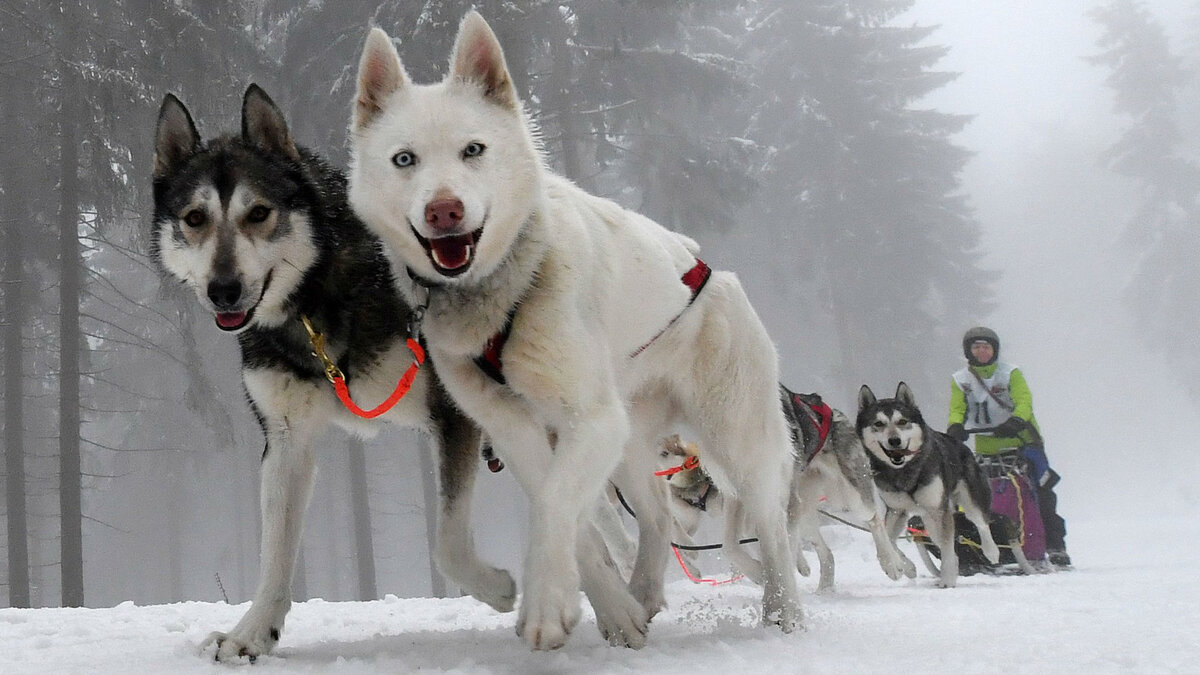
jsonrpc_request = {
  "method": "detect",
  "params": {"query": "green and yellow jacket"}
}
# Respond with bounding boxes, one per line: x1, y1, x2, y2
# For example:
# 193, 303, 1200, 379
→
948, 361, 1041, 455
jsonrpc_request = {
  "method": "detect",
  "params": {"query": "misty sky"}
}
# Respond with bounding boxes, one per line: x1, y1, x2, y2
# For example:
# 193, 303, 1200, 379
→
900, 0, 1199, 509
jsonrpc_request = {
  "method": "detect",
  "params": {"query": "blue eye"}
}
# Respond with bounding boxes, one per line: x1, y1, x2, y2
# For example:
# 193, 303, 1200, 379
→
392, 150, 416, 168
463, 142, 485, 159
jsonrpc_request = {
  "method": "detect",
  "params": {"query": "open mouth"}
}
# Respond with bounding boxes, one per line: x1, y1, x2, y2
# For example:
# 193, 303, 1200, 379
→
411, 223, 483, 277
884, 445, 912, 465
212, 270, 272, 332
215, 309, 254, 332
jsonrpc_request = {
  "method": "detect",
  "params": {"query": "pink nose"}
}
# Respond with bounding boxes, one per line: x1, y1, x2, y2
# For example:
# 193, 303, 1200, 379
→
425, 198, 464, 232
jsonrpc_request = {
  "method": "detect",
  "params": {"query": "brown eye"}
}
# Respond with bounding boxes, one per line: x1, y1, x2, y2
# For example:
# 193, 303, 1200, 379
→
246, 205, 271, 224
183, 209, 206, 227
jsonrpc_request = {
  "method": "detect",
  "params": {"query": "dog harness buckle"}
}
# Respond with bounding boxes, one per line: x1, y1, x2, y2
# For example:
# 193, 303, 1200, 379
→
301, 314, 345, 383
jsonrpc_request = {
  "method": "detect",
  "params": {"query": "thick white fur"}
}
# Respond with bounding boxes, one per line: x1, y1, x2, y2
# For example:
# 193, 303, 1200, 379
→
349, 13, 801, 649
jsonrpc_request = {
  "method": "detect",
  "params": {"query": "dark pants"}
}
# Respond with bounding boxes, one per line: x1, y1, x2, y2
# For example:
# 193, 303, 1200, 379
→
1037, 484, 1067, 551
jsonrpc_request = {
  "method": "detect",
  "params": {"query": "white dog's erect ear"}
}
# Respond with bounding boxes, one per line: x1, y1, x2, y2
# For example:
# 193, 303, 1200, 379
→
241, 84, 301, 161
354, 27, 409, 130
858, 385, 876, 411
154, 93, 200, 178
895, 381, 916, 408
449, 11, 517, 109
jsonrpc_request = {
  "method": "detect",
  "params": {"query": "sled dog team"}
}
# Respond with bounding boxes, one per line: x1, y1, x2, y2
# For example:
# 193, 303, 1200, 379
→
151, 12, 1011, 661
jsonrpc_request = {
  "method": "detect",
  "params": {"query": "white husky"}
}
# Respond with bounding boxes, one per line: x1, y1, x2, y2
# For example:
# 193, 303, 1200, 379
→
348, 12, 801, 650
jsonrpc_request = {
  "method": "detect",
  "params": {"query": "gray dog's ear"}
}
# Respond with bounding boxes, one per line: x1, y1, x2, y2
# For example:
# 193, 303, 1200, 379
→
241, 84, 300, 161
857, 384, 876, 411
895, 381, 916, 408
154, 93, 200, 178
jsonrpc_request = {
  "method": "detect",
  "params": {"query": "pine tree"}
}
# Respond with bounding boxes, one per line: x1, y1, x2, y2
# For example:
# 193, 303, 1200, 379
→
740, 0, 992, 395
1090, 0, 1200, 395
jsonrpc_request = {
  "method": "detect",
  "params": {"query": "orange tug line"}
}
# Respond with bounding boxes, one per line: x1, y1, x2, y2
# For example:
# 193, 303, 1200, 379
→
332, 338, 425, 419
302, 315, 425, 419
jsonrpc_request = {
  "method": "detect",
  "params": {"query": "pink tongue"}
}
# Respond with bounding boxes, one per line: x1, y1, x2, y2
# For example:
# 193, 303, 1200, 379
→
429, 234, 473, 270
216, 312, 247, 329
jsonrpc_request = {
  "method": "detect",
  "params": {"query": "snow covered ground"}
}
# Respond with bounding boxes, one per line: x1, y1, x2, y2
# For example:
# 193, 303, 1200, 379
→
4, 510, 1196, 674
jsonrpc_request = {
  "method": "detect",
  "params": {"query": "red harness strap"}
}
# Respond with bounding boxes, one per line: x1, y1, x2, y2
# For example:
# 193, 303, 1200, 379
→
475, 258, 712, 384
629, 259, 712, 358
793, 392, 833, 464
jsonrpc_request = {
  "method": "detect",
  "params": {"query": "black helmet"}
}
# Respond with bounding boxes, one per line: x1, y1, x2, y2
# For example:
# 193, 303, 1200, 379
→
962, 326, 999, 365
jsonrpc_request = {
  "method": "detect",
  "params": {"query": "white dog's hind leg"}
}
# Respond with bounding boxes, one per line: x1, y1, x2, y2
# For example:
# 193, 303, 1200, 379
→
577, 519, 650, 649
203, 417, 319, 662
607, 456, 671, 619
721, 499, 764, 583
592, 485, 637, 580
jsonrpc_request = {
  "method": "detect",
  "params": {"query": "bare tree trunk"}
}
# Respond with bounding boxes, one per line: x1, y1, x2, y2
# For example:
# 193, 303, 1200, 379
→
549, 35, 589, 190
166, 464, 183, 602
3, 99, 30, 608
417, 433, 447, 597
56, 2, 85, 608
347, 436, 377, 600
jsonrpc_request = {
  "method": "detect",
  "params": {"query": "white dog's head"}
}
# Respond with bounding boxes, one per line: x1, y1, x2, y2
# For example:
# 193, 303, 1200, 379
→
348, 12, 543, 285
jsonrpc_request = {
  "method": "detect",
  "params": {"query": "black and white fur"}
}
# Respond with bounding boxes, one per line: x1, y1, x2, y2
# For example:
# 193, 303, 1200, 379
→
151, 85, 513, 662
856, 382, 1000, 588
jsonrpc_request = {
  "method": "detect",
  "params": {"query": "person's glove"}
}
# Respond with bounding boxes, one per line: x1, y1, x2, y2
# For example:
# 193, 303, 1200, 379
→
992, 417, 1026, 438
946, 423, 968, 442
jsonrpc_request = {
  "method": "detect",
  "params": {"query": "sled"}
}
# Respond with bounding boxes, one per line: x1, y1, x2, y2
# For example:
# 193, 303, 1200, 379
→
908, 448, 1047, 577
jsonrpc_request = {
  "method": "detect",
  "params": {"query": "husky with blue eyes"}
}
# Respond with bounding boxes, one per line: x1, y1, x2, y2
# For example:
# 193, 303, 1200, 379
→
348, 11, 802, 650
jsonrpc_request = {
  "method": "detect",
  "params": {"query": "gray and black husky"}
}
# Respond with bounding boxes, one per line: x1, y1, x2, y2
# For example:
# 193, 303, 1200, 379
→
151, 85, 514, 662
856, 382, 1001, 587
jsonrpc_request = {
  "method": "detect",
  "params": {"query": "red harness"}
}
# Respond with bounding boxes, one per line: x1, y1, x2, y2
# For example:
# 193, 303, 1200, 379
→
792, 391, 833, 465
475, 258, 712, 384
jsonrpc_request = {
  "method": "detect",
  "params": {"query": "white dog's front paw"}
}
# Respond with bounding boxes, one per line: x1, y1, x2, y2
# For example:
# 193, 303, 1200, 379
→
516, 577, 582, 650
463, 566, 517, 613
200, 602, 287, 663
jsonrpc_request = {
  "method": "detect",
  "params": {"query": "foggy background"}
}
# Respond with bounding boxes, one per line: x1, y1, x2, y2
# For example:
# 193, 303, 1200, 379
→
1, 0, 1197, 610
